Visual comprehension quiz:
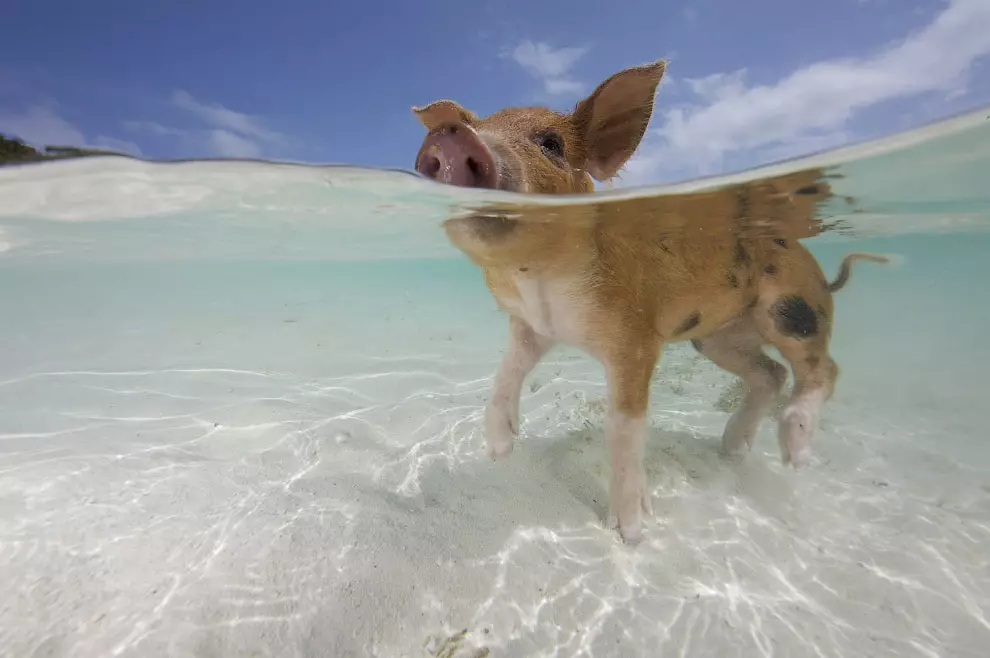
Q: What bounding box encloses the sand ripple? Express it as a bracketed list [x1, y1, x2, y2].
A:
[1, 344, 988, 657]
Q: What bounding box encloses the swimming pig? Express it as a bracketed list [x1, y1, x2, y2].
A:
[413, 59, 887, 544]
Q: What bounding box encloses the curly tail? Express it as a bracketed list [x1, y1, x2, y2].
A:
[827, 252, 890, 292]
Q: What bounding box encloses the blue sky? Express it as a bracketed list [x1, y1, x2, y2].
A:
[1, 0, 988, 186]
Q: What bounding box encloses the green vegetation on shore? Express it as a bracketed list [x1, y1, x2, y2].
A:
[0, 134, 126, 164]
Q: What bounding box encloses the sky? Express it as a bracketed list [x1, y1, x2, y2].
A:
[1, 0, 989, 187]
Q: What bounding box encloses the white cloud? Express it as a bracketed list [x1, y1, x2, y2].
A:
[208, 129, 262, 158]
[508, 41, 589, 97]
[1, 106, 84, 145]
[123, 91, 290, 159]
[123, 120, 185, 138]
[683, 70, 748, 102]
[620, 0, 990, 186]
[171, 90, 287, 147]
[0, 106, 142, 155]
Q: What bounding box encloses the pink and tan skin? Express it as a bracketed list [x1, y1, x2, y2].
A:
[412, 60, 887, 544]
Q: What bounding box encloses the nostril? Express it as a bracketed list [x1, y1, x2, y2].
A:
[466, 157, 482, 180]
[466, 157, 493, 188]
[420, 154, 441, 178]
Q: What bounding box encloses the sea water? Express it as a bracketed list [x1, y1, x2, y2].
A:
[0, 109, 988, 658]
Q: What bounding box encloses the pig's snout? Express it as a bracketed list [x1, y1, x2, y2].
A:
[415, 122, 497, 189]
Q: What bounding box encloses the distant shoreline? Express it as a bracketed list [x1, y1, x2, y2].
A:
[0, 134, 125, 165]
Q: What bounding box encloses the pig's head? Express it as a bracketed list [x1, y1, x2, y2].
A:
[413, 60, 666, 194]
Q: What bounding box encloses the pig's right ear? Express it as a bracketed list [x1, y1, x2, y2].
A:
[411, 100, 478, 131]
[573, 60, 666, 181]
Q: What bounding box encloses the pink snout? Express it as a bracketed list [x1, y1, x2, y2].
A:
[415, 122, 497, 189]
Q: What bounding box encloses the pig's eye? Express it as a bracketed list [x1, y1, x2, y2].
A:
[536, 132, 565, 159]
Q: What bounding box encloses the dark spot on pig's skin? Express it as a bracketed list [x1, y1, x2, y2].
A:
[807, 355, 820, 369]
[726, 272, 739, 288]
[774, 239, 788, 248]
[519, 267, 529, 272]
[817, 304, 828, 319]
[795, 185, 820, 196]
[734, 241, 749, 264]
[764, 263, 778, 276]
[771, 296, 818, 338]
[676, 312, 702, 336]
[734, 190, 751, 222]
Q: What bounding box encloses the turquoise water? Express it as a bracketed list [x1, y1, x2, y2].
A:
[1, 110, 989, 657]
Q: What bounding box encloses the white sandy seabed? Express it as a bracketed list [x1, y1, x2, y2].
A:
[1, 247, 988, 658]
[1, 115, 990, 657]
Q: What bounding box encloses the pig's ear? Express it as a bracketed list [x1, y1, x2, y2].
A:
[412, 100, 478, 131]
[572, 60, 666, 181]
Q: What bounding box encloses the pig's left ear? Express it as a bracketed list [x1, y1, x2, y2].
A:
[412, 100, 478, 131]
[572, 59, 666, 181]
